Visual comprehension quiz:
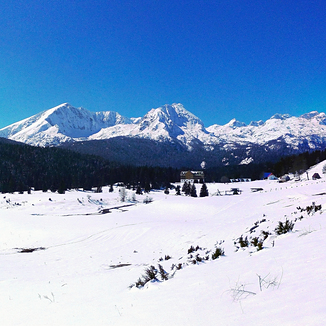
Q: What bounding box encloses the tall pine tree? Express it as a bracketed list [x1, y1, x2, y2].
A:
[200, 183, 209, 197]
[182, 181, 191, 196]
[190, 184, 197, 197]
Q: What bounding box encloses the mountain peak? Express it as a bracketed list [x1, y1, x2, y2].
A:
[0, 104, 131, 145]
[270, 113, 292, 120]
[146, 103, 204, 127]
[46, 103, 75, 114]
[136, 103, 207, 142]
[300, 111, 319, 119]
[300, 111, 326, 125]
[2, 103, 326, 161]
[249, 120, 264, 127]
[226, 118, 246, 129]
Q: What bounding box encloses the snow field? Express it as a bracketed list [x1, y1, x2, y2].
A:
[1, 167, 326, 325]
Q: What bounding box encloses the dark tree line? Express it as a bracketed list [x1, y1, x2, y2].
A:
[271, 150, 326, 176]
[0, 141, 180, 193]
[1, 139, 326, 194]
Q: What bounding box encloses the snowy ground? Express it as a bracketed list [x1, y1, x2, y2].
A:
[1, 163, 326, 325]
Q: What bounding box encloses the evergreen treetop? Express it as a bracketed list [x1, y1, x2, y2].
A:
[200, 183, 209, 197]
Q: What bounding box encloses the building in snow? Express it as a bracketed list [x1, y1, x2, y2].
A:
[263, 172, 278, 180]
[312, 173, 321, 180]
[230, 178, 251, 182]
[180, 171, 205, 183]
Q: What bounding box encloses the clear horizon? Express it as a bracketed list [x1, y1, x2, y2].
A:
[1, 0, 326, 129]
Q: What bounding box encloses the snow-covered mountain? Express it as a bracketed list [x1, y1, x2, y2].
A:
[1, 103, 326, 165]
[87, 103, 214, 147]
[207, 111, 326, 150]
[0, 103, 132, 146]
[0, 103, 213, 148]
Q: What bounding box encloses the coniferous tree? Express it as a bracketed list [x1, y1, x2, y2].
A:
[136, 185, 143, 195]
[182, 181, 191, 195]
[58, 179, 66, 194]
[199, 183, 209, 197]
[190, 184, 197, 197]
[175, 185, 181, 195]
[182, 181, 188, 193]
[144, 182, 151, 193]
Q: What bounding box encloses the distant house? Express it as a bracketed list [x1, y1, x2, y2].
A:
[180, 171, 205, 183]
[230, 178, 251, 183]
[263, 172, 278, 180]
[312, 173, 321, 180]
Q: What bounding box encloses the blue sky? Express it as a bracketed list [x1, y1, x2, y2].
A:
[1, 0, 326, 129]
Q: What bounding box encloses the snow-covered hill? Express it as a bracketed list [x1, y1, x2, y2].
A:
[1, 103, 326, 163]
[1, 162, 326, 325]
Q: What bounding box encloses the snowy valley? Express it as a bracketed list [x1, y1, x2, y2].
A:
[1, 162, 326, 325]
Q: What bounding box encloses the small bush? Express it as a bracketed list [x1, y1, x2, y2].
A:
[212, 247, 225, 260]
[275, 219, 294, 235]
[158, 264, 169, 281]
[187, 245, 201, 254]
[256, 242, 263, 251]
[134, 277, 145, 288]
[119, 187, 126, 202]
[143, 265, 157, 283]
[238, 235, 249, 248]
[188, 245, 196, 254]
[173, 263, 182, 270]
[132, 264, 168, 289]
[251, 237, 264, 251]
[261, 230, 270, 240]
[297, 203, 322, 215]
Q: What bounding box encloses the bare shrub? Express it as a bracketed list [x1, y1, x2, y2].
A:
[211, 247, 225, 260]
[275, 219, 294, 235]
